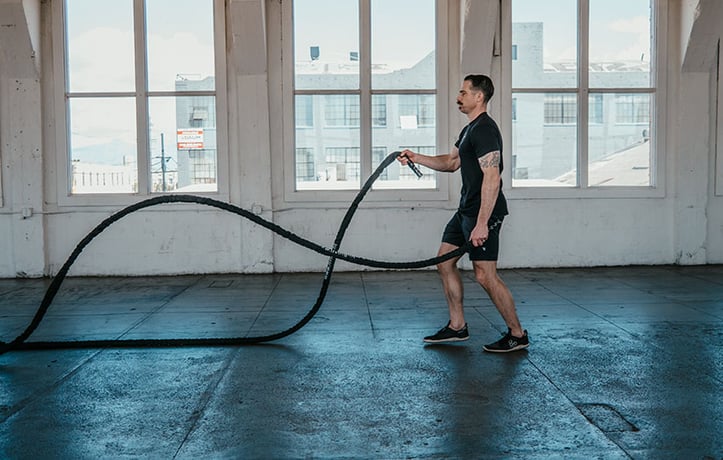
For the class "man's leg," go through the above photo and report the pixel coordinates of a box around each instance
[472,260,524,337]
[436,242,465,330]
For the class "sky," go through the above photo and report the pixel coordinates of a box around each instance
[512,0,652,62]
[66,0,215,155]
[64,0,652,156]
[293,0,435,71]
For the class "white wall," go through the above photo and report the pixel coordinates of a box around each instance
[0,0,721,278]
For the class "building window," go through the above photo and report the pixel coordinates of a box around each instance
[372,95,387,127]
[295,148,316,182]
[511,0,656,188]
[615,94,650,124]
[325,147,361,182]
[292,0,437,191]
[295,95,314,128]
[398,94,436,127]
[544,94,577,125]
[324,95,360,127]
[58,0,225,198]
[589,94,603,124]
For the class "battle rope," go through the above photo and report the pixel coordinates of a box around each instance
[0,152,472,354]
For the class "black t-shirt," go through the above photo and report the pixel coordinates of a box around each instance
[454,112,509,218]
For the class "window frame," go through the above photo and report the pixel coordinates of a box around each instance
[52,0,229,206]
[281,0,452,203]
[501,0,668,199]
[718,40,723,197]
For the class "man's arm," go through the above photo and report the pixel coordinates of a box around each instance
[469,150,501,247]
[398,147,461,172]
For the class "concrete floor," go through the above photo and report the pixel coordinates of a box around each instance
[0,265,721,459]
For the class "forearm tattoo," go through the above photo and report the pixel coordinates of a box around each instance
[478,150,501,169]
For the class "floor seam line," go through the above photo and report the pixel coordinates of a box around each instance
[523,355,635,459]
[244,274,284,337]
[173,347,240,459]
[116,277,207,341]
[360,273,377,339]
[0,348,104,424]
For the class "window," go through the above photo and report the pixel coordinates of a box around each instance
[296,148,316,182]
[325,147,360,182]
[57,0,226,199]
[398,94,436,127]
[510,0,656,188]
[295,95,314,128]
[324,95,360,127]
[292,0,438,191]
[589,94,603,124]
[544,94,577,125]
[615,94,650,124]
[372,95,387,127]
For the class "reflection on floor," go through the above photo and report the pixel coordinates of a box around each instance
[1,266,721,458]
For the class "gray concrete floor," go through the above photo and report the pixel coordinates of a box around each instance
[0,266,721,459]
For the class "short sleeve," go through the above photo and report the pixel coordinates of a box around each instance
[472,124,501,159]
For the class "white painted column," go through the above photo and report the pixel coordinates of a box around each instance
[0,0,45,277]
[674,72,710,264]
[459,0,498,77]
[227,0,274,272]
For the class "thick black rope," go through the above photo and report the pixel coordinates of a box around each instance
[0,152,470,354]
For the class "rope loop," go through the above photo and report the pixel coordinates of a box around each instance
[0,152,469,353]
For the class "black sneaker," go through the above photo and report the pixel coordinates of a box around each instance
[483,329,529,353]
[423,322,469,343]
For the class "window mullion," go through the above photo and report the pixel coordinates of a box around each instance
[359,0,372,184]
[578,0,589,189]
[134,0,150,194]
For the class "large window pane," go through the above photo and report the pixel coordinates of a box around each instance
[294,0,359,90]
[512,0,577,89]
[589,0,652,89]
[295,95,360,190]
[292,0,438,192]
[63,0,221,198]
[511,93,577,187]
[512,0,655,189]
[588,93,651,186]
[69,98,138,194]
[65,0,135,92]
[371,0,435,90]
[372,94,436,189]
[148,95,218,193]
[146,0,215,92]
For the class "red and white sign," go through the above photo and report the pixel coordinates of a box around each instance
[177,129,204,149]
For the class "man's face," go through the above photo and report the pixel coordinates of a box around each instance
[456,80,483,114]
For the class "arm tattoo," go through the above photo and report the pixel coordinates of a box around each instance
[478,150,501,169]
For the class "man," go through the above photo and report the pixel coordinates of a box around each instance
[398,74,528,353]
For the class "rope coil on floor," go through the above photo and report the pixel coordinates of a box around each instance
[0,152,471,354]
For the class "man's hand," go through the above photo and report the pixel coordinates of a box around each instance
[470,223,489,247]
[397,149,416,165]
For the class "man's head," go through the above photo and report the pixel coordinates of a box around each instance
[457,74,494,116]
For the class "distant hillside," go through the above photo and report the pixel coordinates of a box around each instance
[71,139,136,166]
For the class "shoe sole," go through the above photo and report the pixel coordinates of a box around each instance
[423,336,469,343]
[483,343,529,353]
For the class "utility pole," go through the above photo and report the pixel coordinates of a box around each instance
[161,132,166,192]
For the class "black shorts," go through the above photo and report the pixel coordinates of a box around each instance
[442,211,505,261]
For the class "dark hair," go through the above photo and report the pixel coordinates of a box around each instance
[464,74,494,103]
